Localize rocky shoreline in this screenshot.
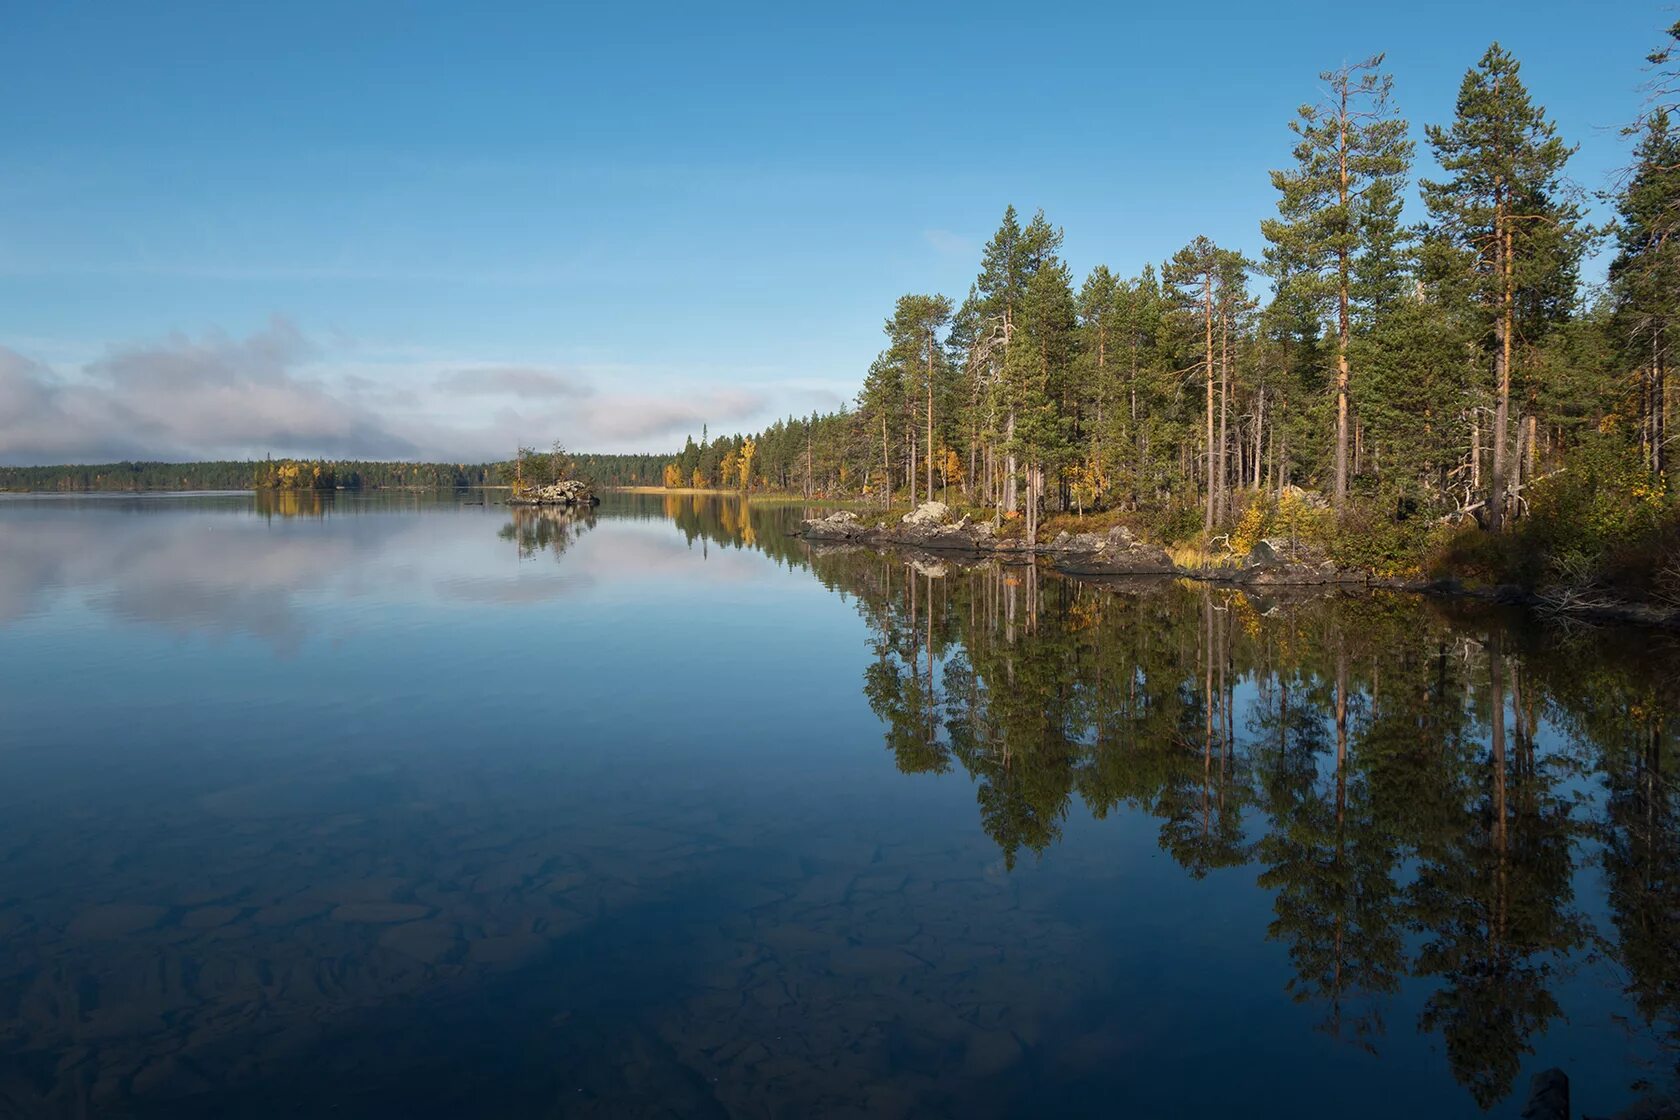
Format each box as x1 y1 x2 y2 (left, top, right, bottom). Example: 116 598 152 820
801 503 1360 585
800 502 1680 628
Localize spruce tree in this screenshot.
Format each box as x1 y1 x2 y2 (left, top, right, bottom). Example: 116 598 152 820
970 207 1063 516
1611 107 1680 475
859 354 904 509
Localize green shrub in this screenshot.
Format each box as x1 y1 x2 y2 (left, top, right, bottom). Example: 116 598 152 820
1329 504 1434 578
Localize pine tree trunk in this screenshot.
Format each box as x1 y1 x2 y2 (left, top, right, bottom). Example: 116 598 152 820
1025 464 1036 545
1334 345 1351 507
926 333 935 502
1490 204 1513 532
1646 355 1657 471
881 412 891 511
1657 331 1668 477
1203 271 1216 535
1005 410 1018 515
908 431 916 506
1219 310 1230 522
1525 413 1537 484
1333 89 1352 508
1471 407 1481 493
1513 413 1526 497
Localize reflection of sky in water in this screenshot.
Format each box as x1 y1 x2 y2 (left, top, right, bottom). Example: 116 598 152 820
0 492 1673 1118
0 493 789 652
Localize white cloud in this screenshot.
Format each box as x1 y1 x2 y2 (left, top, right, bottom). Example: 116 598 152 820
0 318 416 463
0 319 793 464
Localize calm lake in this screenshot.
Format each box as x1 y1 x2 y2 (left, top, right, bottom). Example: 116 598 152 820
0 490 1675 1118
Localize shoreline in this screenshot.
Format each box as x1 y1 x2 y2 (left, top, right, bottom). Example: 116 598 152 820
796 511 1680 630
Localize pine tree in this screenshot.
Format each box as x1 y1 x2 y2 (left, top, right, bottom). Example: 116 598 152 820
859 354 904 509
1262 55 1414 507
1214 250 1257 520
1166 237 1245 533
1422 43 1585 530
886 294 955 503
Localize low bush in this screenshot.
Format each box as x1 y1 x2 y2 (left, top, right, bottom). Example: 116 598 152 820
1329 504 1436 579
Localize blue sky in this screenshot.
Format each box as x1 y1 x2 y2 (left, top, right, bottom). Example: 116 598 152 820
0 0 1668 463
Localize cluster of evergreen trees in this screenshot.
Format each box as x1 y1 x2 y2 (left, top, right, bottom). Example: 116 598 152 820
501 444 670 490
672 28 1679 557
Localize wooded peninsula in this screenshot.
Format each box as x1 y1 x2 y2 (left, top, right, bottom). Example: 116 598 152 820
659 34 1680 607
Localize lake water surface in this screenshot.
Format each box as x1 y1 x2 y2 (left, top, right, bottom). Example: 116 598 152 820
0 490 1676 1118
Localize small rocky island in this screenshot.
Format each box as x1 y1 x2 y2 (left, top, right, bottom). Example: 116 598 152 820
507 478 600 507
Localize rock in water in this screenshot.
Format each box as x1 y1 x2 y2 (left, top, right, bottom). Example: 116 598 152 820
803 510 862 540
513 478 598 506
1521 1068 1567 1120
1055 524 1176 575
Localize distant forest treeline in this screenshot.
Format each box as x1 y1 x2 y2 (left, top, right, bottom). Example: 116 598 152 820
0 453 669 493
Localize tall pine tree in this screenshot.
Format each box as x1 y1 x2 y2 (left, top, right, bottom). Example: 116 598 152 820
1422 44 1585 530
1262 55 1413 507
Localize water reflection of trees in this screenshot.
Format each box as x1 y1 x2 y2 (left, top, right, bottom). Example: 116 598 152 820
606 492 824 568
555 493 1677 1104
813 548 1679 1110
254 487 333 519
499 505 598 561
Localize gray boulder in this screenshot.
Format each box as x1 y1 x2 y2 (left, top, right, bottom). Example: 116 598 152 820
515 478 597 505
803 509 863 540
1055 523 1175 575
902 501 951 528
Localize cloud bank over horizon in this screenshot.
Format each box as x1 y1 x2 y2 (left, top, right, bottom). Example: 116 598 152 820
0 317 836 466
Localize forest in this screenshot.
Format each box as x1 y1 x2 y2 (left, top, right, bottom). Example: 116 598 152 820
0 452 667 494
663 28 1680 600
